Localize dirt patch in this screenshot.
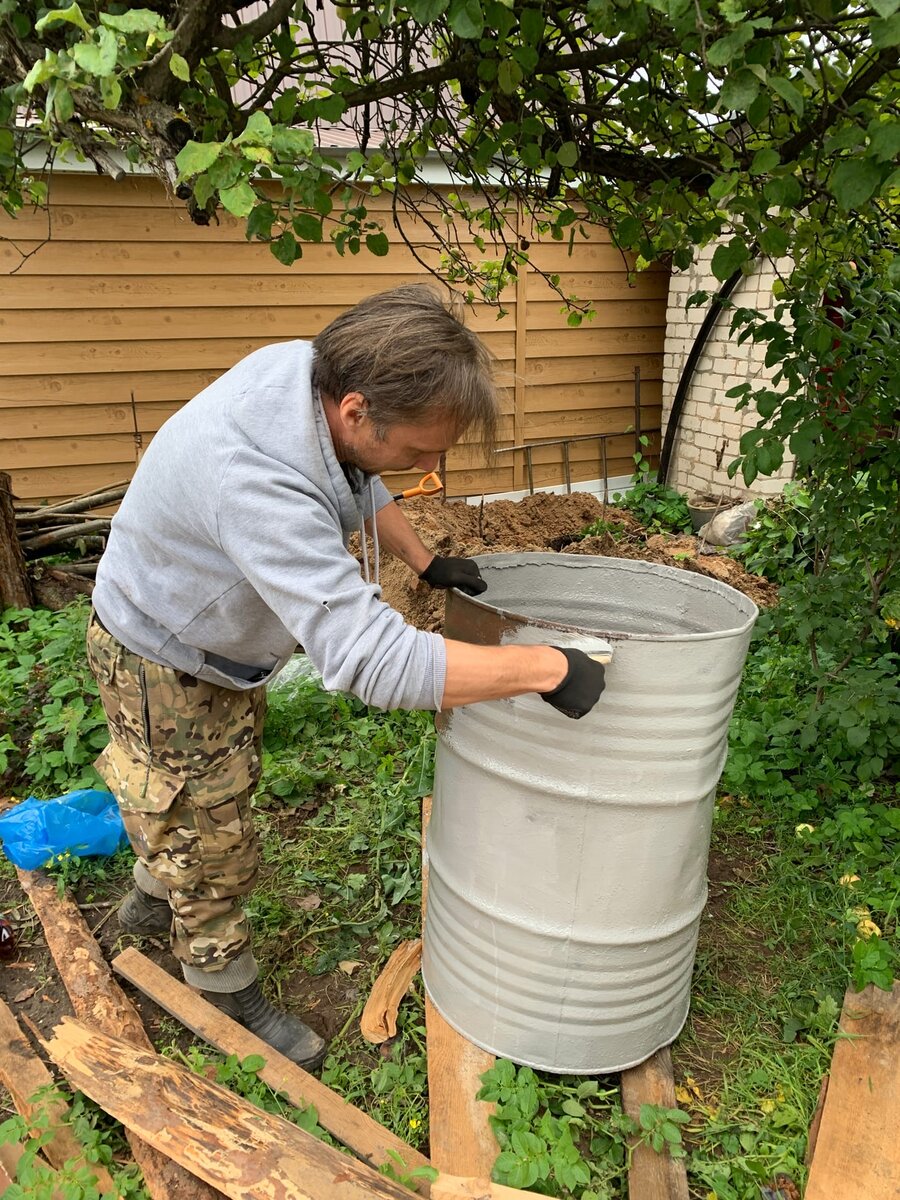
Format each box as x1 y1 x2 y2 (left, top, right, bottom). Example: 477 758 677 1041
379 493 778 630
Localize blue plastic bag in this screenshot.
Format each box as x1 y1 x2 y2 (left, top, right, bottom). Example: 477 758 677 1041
0 789 127 870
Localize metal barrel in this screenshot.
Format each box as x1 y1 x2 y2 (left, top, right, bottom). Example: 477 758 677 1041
422 553 758 1074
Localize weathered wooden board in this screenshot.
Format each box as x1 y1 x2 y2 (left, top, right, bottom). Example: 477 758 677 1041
43 1016 425 1200
620 1047 689 1200
112 946 432 1190
360 938 423 1044
805 983 900 1200
17 868 225 1200
422 797 499 1178
431 1177 535 1199
0 996 115 1190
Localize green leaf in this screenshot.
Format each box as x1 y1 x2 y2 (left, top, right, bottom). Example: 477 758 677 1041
192 172 215 209
72 29 118 77
868 121 900 162
557 141 578 168
763 174 802 207
750 147 780 174
448 0 484 39
709 171 738 200
169 52 190 81
272 127 314 158
831 159 883 211
240 1054 266 1072
711 238 750 280
770 75 804 115
719 69 760 112
175 140 224 177
707 26 754 66
365 231 390 256
870 0 900 15
35 3 90 33
408 0 449 19
99 9 166 33
497 58 524 93
758 224 789 258
235 111 273 145
874 8 900 44
219 181 257 217
53 83 75 122
23 54 57 93
293 212 323 241
520 7 544 42
316 94 346 122
100 74 122 109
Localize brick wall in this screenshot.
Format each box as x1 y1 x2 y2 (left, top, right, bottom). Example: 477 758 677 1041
661 244 795 500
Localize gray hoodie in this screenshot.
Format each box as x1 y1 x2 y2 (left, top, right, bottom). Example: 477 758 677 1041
92 341 446 710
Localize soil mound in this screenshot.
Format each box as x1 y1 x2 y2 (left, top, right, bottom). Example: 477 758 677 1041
379 493 777 631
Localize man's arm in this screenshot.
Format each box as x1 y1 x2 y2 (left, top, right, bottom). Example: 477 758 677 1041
441 641 568 708
365 499 433 575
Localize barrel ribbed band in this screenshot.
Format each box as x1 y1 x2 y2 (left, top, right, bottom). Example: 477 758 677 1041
133 860 169 900
182 949 258 993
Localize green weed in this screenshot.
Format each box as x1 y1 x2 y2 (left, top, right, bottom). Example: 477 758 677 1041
611 438 692 535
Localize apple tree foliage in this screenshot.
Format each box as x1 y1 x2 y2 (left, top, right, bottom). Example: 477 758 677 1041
1 1 898 764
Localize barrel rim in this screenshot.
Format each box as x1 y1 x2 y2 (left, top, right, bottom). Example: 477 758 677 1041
458 552 759 642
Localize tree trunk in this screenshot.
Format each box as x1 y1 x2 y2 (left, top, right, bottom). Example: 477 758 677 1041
0 472 34 610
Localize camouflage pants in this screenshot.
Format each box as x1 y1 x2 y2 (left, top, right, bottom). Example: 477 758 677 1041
86 615 265 973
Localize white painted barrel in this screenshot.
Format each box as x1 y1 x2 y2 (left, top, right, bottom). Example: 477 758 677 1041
422 553 758 1074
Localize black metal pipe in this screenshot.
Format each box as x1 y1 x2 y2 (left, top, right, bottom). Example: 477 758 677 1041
657 268 745 485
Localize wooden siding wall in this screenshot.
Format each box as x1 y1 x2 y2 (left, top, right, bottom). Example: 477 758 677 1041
0 175 667 503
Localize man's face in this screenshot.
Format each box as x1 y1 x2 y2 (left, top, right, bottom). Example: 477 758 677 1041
333 394 462 475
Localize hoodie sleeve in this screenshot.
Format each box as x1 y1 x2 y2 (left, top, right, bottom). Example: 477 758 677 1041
217 455 446 712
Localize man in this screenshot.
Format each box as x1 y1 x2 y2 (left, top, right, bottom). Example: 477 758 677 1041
88 285 605 1072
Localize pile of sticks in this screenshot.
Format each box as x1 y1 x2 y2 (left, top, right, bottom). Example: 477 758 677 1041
14 481 129 575
0 474 129 610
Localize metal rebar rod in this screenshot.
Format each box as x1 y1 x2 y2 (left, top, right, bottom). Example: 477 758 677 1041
562 442 572 494
525 446 534 495
601 438 609 510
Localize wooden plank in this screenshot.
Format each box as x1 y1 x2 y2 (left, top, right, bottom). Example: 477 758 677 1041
525 326 665 359
805 982 900 1200
0 401 179 440
0 332 515 375
523 355 663 387
620 1047 689 1200
527 299 669 331
523 407 662 442
532 271 669 301
0 303 517 345
0 272 430 310
525 382 663 414
44 1016 424 1200
2 433 139 468
422 797 499 1177
359 939 424 1045
112 947 433 1190
432 1178 533 1199
17 868 225 1200
0 368 222 408
4 462 134 504
0 996 117 1190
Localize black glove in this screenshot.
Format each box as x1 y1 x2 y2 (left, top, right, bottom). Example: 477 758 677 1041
419 556 487 596
540 648 606 719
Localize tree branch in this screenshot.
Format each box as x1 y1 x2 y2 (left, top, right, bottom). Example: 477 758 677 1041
215 0 297 50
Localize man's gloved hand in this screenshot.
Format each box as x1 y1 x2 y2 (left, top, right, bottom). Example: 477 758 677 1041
540 648 606 719
419 556 487 596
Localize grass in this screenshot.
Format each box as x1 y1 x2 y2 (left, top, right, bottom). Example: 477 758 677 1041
1 602 897 1199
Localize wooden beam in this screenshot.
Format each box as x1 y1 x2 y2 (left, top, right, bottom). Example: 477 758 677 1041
112 946 432 1191
16 868 226 1200
620 1047 689 1200
431 1177 534 1199
0 997 115 1191
805 982 900 1200
422 797 499 1177
43 1016 427 1200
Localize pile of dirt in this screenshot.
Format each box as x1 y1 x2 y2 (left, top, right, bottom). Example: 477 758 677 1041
379 493 778 630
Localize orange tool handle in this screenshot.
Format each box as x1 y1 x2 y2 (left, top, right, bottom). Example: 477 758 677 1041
392 471 444 501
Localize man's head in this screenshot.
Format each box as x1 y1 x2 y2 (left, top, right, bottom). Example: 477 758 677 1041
312 284 500 473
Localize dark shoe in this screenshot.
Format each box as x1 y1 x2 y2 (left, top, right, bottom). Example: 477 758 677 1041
201 979 327 1072
118 886 171 935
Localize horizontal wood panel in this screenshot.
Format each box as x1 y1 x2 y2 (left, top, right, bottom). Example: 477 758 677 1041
525 326 664 359
528 270 669 302
7 462 135 502
0 303 518 344
2 402 179 439
526 380 662 412
2 433 139 469
0 369 224 408
523 354 662 386
527 299 668 331
2 333 516 375
522 405 662 441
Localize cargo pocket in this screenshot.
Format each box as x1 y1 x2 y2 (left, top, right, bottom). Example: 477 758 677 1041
183 750 260 887
95 738 184 816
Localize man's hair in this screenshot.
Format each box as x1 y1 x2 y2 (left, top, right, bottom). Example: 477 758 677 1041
312 284 500 453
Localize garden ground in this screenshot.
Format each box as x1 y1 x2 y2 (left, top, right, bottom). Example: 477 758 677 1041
0 490 893 1199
